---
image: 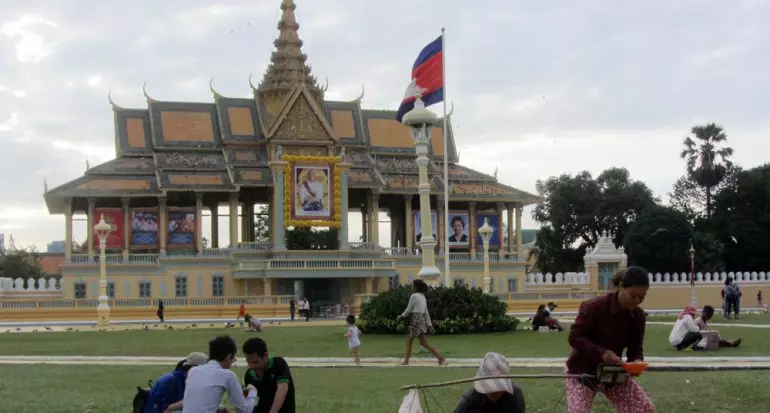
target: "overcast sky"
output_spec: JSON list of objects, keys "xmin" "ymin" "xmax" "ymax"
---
[{"xmin": 2, "ymin": 0, "xmax": 770, "ymax": 251}]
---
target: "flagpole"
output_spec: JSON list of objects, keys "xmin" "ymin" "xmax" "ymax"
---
[{"xmin": 441, "ymin": 27, "xmax": 450, "ymax": 287}]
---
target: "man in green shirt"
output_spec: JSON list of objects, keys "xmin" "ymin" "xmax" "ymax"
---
[{"xmin": 243, "ymin": 338, "xmax": 296, "ymax": 413}]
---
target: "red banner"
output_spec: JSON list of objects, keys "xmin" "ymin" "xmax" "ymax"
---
[{"xmin": 93, "ymin": 208, "xmax": 124, "ymax": 250}]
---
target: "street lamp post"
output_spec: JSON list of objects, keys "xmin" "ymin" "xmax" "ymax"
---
[
  {"xmin": 94, "ymin": 214, "xmax": 113, "ymax": 327},
  {"xmin": 689, "ymin": 240, "xmax": 697, "ymax": 307},
  {"xmin": 478, "ymin": 217, "xmax": 494, "ymax": 293},
  {"xmin": 401, "ymin": 96, "xmax": 441, "ymax": 280}
]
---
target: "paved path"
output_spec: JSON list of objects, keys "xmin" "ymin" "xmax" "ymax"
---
[{"xmin": 1, "ymin": 355, "xmax": 769, "ymax": 370}]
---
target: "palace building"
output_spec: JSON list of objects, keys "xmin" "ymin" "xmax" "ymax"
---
[{"xmin": 39, "ymin": 0, "xmax": 544, "ymax": 319}]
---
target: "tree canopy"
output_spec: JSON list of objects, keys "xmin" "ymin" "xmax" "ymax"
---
[
  {"xmin": 679, "ymin": 123, "xmax": 734, "ymax": 217},
  {"xmin": 0, "ymin": 248, "xmax": 45, "ymax": 279}
]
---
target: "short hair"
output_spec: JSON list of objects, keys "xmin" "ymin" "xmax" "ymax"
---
[
  {"xmin": 413, "ymin": 279, "xmax": 429, "ymax": 294},
  {"xmin": 242, "ymin": 337, "xmax": 268, "ymax": 357},
  {"xmin": 620, "ymin": 266, "xmax": 650, "ymax": 288},
  {"xmin": 208, "ymin": 335, "xmax": 237, "ymax": 362},
  {"xmin": 451, "ymin": 216, "xmax": 465, "ymax": 228},
  {"xmin": 702, "ymin": 305, "xmax": 714, "ymax": 317},
  {"xmin": 346, "ymin": 314, "xmax": 356, "ymax": 325}
]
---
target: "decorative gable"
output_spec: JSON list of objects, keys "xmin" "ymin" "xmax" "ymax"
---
[{"xmin": 267, "ymin": 88, "xmax": 336, "ymax": 143}]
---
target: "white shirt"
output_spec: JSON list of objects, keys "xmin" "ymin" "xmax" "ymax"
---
[
  {"xmin": 182, "ymin": 361, "xmax": 256, "ymax": 413},
  {"xmin": 347, "ymin": 325, "xmax": 361, "ymax": 348},
  {"xmin": 668, "ymin": 315, "xmax": 700, "ymax": 346},
  {"xmin": 400, "ymin": 293, "xmax": 433, "ymax": 326}
]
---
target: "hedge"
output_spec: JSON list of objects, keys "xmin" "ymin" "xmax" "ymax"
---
[{"xmin": 358, "ymin": 285, "xmax": 519, "ymax": 334}]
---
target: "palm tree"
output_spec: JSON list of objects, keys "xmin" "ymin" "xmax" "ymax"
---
[{"xmin": 680, "ymin": 123, "xmax": 733, "ymax": 217}]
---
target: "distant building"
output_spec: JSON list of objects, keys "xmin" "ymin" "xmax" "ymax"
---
[{"xmin": 47, "ymin": 240, "xmax": 66, "ymax": 253}]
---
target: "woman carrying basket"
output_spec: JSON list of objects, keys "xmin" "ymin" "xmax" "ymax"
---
[{"xmin": 396, "ymin": 279, "xmax": 446, "ymax": 366}]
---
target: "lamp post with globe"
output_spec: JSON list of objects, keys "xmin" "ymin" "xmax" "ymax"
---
[
  {"xmin": 401, "ymin": 96, "xmax": 441, "ymax": 281},
  {"xmin": 94, "ymin": 214, "xmax": 113, "ymax": 327},
  {"xmin": 478, "ymin": 217, "xmax": 494, "ymax": 293}
]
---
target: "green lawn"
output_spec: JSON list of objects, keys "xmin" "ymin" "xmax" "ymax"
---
[
  {"xmin": 647, "ymin": 312, "xmax": 770, "ymax": 325},
  {"xmin": 0, "ymin": 323, "xmax": 765, "ymax": 358},
  {"xmin": 0, "ymin": 364, "xmax": 766, "ymax": 412}
]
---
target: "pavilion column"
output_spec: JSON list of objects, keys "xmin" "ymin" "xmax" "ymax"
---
[
  {"xmin": 361, "ymin": 207, "xmax": 368, "ymax": 243},
  {"xmin": 195, "ymin": 193, "xmax": 203, "ymax": 251},
  {"xmin": 87, "ymin": 198, "xmax": 95, "ymax": 262},
  {"xmin": 506, "ymin": 204, "xmax": 515, "ymax": 255},
  {"xmin": 437, "ymin": 198, "xmax": 445, "ymax": 255},
  {"xmin": 263, "ymin": 278, "xmax": 272, "ymax": 296},
  {"xmin": 240, "ymin": 202, "xmax": 249, "ymax": 243},
  {"xmin": 228, "ymin": 193, "xmax": 238, "ymax": 247},
  {"xmin": 266, "ymin": 193, "xmax": 273, "ymax": 242},
  {"xmin": 269, "ymin": 159, "xmax": 288, "ymax": 251},
  {"xmin": 404, "ymin": 195, "xmax": 413, "ymax": 253},
  {"xmin": 469, "ymin": 202, "xmax": 477, "ymax": 255},
  {"xmin": 159, "ymin": 197, "xmax": 168, "ymax": 255},
  {"xmin": 515, "ymin": 205, "xmax": 523, "ymax": 258},
  {"xmin": 64, "ymin": 200, "xmax": 73, "ymax": 261},
  {"xmin": 122, "ymin": 198, "xmax": 131, "ymax": 260},
  {"xmin": 496, "ymin": 202, "xmax": 505, "ymax": 252},
  {"xmin": 368, "ymin": 191, "xmax": 380, "ymax": 246},
  {"xmin": 210, "ymin": 203, "xmax": 219, "ymax": 248},
  {"xmin": 338, "ymin": 160, "xmax": 351, "ymax": 250}
]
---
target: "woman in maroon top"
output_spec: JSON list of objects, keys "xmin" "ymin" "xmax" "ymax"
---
[{"xmin": 565, "ymin": 266, "xmax": 654, "ymax": 413}]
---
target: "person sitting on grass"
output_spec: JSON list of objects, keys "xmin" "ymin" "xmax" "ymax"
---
[
  {"xmin": 454, "ymin": 352, "xmax": 526, "ymax": 413},
  {"xmin": 143, "ymin": 352, "xmax": 207, "ymax": 413},
  {"xmin": 565, "ymin": 266, "xmax": 655, "ymax": 413},
  {"xmin": 694, "ymin": 305, "xmax": 742, "ymax": 349},
  {"xmin": 244, "ymin": 314, "xmax": 263, "ymax": 332},
  {"xmin": 182, "ymin": 335, "xmax": 257, "ymax": 413},
  {"xmin": 532, "ymin": 304, "xmax": 562, "ymax": 332},
  {"xmin": 668, "ymin": 305, "xmax": 703, "ymax": 351},
  {"xmin": 243, "ymin": 337, "xmax": 296, "ymax": 413}
]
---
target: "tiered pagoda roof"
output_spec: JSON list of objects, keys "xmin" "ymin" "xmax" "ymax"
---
[{"xmin": 44, "ymin": 0, "xmax": 541, "ymax": 214}]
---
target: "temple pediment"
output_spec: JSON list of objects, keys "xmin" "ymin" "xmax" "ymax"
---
[{"xmin": 266, "ymin": 87, "xmax": 336, "ymax": 143}]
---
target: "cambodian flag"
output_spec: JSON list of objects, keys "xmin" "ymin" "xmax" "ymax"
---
[{"xmin": 396, "ymin": 36, "xmax": 444, "ymax": 122}]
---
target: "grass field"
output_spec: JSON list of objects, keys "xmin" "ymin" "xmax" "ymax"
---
[
  {"xmin": 646, "ymin": 312, "xmax": 770, "ymax": 325},
  {"xmin": 0, "ymin": 322, "xmax": 765, "ymax": 358},
  {"xmin": 0, "ymin": 364, "xmax": 767, "ymax": 413}
]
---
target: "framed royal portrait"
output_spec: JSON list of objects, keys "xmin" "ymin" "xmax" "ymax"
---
[
  {"xmin": 284, "ymin": 155, "xmax": 342, "ymax": 228},
  {"xmin": 475, "ymin": 213, "xmax": 501, "ymax": 247},
  {"xmin": 413, "ymin": 211, "xmax": 438, "ymax": 244},
  {"xmin": 447, "ymin": 212, "xmax": 470, "ymax": 247},
  {"xmin": 293, "ymin": 165, "xmax": 332, "ymax": 219}
]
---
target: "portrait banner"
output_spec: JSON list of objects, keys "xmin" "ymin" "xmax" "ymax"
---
[
  {"xmin": 130, "ymin": 208, "xmax": 159, "ymax": 249},
  {"xmin": 475, "ymin": 213, "xmax": 501, "ymax": 247},
  {"xmin": 284, "ymin": 155, "xmax": 342, "ymax": 228},
  {"xmin": 167, "ymin": 208, "xmax": 196, "ymax": 248},
  {"xmin": 413, "ymin": 211, "xmax": 438, "ymax": 244},
  {"xmin": 92, "ymin": 208, "xmax": 124, "ymax": 250},
  {"xmin": 447, "ymin": 211, "xmax": 470, "ymax": 247}
]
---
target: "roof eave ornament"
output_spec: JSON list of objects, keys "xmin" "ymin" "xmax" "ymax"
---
[
  {"xmin": 142, "ymin": 81, "xmax": 157, "ymax": 103},
  {"xmin": 322, "ymin": 77, "xmax": 329, "ymax": 93},
  {"xmin": 43, "ymin": 177, "xmax": 48, "ymax": 193},
  {"xmin": 350, "ymin": 84, "xmax": 365, "ymax": 104},
  {"xmin": 209, "ymin": 77, "xmax": 224, "ymax": 100},
  {"xmin": 446, "ymin": 101, "xmax": 455, "ymax": 118},
  {"xmin": 107, "ymin": 89, "xmax": 125, "ymax": 111},
  {"xmin": 248, "ymin": 72, "xmax": 258, "ymax": 92}
]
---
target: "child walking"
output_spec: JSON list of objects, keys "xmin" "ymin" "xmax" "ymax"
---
[{"xmin": 345, "ymin": 315, "xmax": 361, "ymax": 365}]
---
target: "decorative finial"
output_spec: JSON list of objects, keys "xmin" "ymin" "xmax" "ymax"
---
[
  {"xmin": 85, "ymin": 158, "xmax": 90, "ymax": 171},
  {"xmin": 339, "ymin": 146, "xmax": 346, "ymax": 159},
  {"xmin": 322, "ymin": 77, "xmax": 329, "ymax": 92},
  {"xmin": 107, "ymin": 89, "xmax": 124, "ymax": 110},
  {"xmin": 209, "ymin": 77, "xmax": 223, "ymax": 99},
  {"xmin": 351, "ymin": 84, "xmax": 365, "ymax": 104},
  {"xmin": 142, "ymin": 82, "xmax": 157, "ymax": 102},
  {"xmin": 493, "ymin": 167, "xmax": 498, "ymax": 181},
  {"xmin": 447, "ymin": 101, "xmax": 455, "ymax": 118},
  {"xmin": 248, "ymin": 73, "xmax": 257, "ymax": 91},
  {"xmin": 276, "ymin": 145, "xmax": 283, "ymax": 160},
  {"xmin": 43, "ymin": 177, "xmax": 48, "ymax": 192}
]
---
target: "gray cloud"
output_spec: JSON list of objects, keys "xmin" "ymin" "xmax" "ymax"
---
[{"xmin": 1, "ymin": 0, "xmax": 769, "ymax": 248}]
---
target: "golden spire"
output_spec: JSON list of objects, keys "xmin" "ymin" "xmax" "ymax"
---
[{"xmin": 259, "ymin": 0, "xmax": 322, "ymax": 101}]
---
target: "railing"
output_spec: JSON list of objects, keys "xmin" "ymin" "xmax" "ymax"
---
[
  {"xmin": 0, "ymin": 277, "xmax": 61, "ymax": 293},
  {"xmin": 526, "ymin": 272, "xmax": 590, "ymax": 286},
  {"xmin": 348, "ymin": 242, "xmax": 377, "ymax": 251},
  {"xmin": 493, "ymin": 290, "xmax": 603, "ymax": 302},
  {"xmin": 383, "ymin": 247, "xmax": 409, "ymax": 256},
  {"xmin": 235, "ymin": 242, "xmax": 271, "ymax": 252},
  {"xmin": 268, "ymin": 260, "xmax": 395, "ymax": 270},
  {"xmin": 650, "ymin": 271, "xmax": 770, "ymax": 284},
  {"xmin": 0, "ymin": 295, "xmax": 295, "ymax": 310}
]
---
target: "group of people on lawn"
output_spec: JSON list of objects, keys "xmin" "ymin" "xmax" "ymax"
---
[{"xmin": 143, "ymin": 265, "xmax": 756, "ymax": 413}]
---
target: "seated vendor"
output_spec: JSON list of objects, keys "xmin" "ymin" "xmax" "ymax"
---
[
  {"xmin": 668, "ymin": 305, "xmax": 703, "ymax": 350},
  {"xmin": 532, "ymin": 305, "xmax": 562, "ymax": 332},
  {"xmin": 454, "ymin": 352, "xmax": 526, "ymax": 413},
  {"xmin": 694, "ymin": 305, "xmax": 742, "ymax": 349}
]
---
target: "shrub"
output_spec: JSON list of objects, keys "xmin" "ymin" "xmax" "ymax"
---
[{"xmin": 358, "ymin": 285, "xmax": 519, "ymax": 334}]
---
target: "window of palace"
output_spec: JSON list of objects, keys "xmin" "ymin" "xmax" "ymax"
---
[
  {"xmin": 107, "ymin": 282, "xmax": 115, "ymax": 299},
  {"xmin": 74, "ymin": 282, "xmax": 86, "ymax": 299},
  {"xmin": 139, "ymin": 281, "xmax": 151, "ymax": 298},
  {"xmin": 212, "ymin": 275, "xmax": 224, "ymax": 297},
  {"xmin": 507, "ymin": 277, "xmax": 518, "ymax": 292},
  {"xmin": 175, "ymin": 276, "xmax": 188, "ymax": 298}
]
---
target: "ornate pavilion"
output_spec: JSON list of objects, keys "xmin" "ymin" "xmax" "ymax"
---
[{"xmin": 42, "ymin": 0, "xmax": 541, "ymax": 315}]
